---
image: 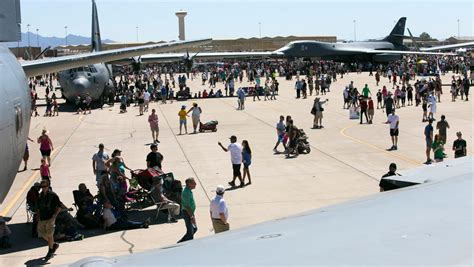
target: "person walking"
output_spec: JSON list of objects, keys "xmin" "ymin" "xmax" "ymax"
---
[
  {"xmin": 210, "ymin": 185, "xmax": 229, "ymax": 234},
  {"xmin": 452, "ymin": 131, "xmax": 467, "ymax": 158},
  {"xmin": 273, "ymin": 115, "xmax": 287, "ymax": 153},
  {"xmin": 436, "ymin": 115, "xmax": 450, "ymax": 144},
  {"xmin": 37, "ymin": 179, "xmax": 61, "ymax": 260},
  {"xmin": 37, "ymin": 129, "xmax": 53, "ymax": 166},
  {"xmin": 92, "ymin": 143, "xmax": 110, "ymax": 187},
  {"xmin": 424, "ymin": 119, "xmax": 434, "ymax": 164},
  {"xmin": 236, "ymin": 87, "xmax": 246, "ymax": 110},
  {"xmin": 148, "ymin": 109, "xmax": 160, "ymax": 143},
  {"xmin": 178, "ymin": 105, "xmax": 188, "ymax": 135},
  {"xmin": 242, "ymin": 140, "xmax": 252, "ymax": 185},
  {"xmin": 386, "ymin": 110, "xmax": 399, "ymax": 151},
  {"xmin": 218, "ymin": 136, "xmax": 244, "ymax": 188},
  {"xmin": 187, "ymin": 103, "xmax": 202, "ymax": 134},
  {"xmin": 367, "ymin": 97, "xmax": 375, "ymax": 124},
  {"xmin": 178, "ymin": 178, "xmax": 197, "ymax": 243}
]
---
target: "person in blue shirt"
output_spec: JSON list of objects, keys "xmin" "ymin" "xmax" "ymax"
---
[{"xmin": 242, "ymin": 140, "xmax": 252, "ymax": 185}]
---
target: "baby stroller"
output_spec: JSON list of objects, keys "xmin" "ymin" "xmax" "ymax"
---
[
  {"xmin": 287, "ymin": 129, "xmax": 311, "ymax": 156},
  {"xmin": 296, "ymin": 129, "xmax": 311, "ymax": 154},
  {"xmin": 127, "ymin": 168, "xmax": 163, "ymax": 209},
  {"xmin": 199, "ymin": 120, "xmax": 218, "ymax": 132}
]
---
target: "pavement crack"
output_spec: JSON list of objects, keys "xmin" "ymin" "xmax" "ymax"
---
[{"xmin": 120, "ymin": 230, "xmax": 135, "ymax": 254}]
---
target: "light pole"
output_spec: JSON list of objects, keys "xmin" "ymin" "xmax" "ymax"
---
[
  {"xmin": 353, "ymin": 20, "xmax": 356, "ymax": 42},
  {"xmin": 36, "ymin": 28, "xmax": 39, "ymax": 47},
  {"xmin": 136, "ymin": 26, "xmax": 139, "ymax": 42},
  {"xmin": 27, "ymin": 24, "xmax": 31, "ymax": 59},
  {"xmin": 64, "ymin": 26, "xmax": 68, "ymax": 45},
  {"xmin": 457, "ymin": 19, "xmax": 460, "ymax": 38}
]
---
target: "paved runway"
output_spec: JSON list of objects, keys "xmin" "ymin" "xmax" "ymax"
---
[{"xmin": 0, "ymin": 71, "xmax": 472, "ymax": 265}]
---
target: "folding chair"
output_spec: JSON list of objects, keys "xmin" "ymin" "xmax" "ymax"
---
[{"xmin": 148, "ymin": 187, "xmax": 173, "ymax": 222}]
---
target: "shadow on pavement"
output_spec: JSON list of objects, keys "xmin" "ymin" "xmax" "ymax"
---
[{"xmin": 1, "ymin": 208, "xmax": 174, "ymax": 257}]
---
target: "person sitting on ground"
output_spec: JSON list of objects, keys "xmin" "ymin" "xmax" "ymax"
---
[
  {"xmin": 0, "ymin": 217, "xmax": 12, "ymax": 249},
  {"xmin": 54, "ymin": 205, "xmax": 84, "ymax": 242},
  {"xmin": 26, "ymin": 182, "xmax": 41, "ymax": 237},
  {"xmin": 76, "ymin": 201, "xmax": 101, "ymax": 229},
  {"xmin": 103, "ymin": 202, "xmax": 149, "ymax": 231}
]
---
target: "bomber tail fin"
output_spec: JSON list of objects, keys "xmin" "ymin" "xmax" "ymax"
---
[
  {"xmin": 0, "ymin": 0, "xmax": 21, "ymax": 42},
  {"xmin": 384, "ymin": 17, "xmax": 406, "ymax": 47},
  {"xmin": 91, "ymin": 0, "xmax": 102, "ymax": 52}
]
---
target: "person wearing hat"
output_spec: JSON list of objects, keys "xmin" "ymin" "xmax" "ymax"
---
[
  {"xmin": 178, "ymin": 105, "xmax": 188, "ymax": 135},
  {"xmin": 312, "ymin": 97, "xmax": 328, "ymax": 129},
  {"xmin": 210, "ymin": 185, "xmax": 229, "ymax": 234},
  {"xmin": 92, "ymin": 143, "xmax": 110, "ymax": 187},
  {"xmin": 37, "ymin": 179, "xmax": 62, "ymax": 259},
  {"xmin": 452, "ymin": 132, "xmax": 467, "ymax": 158},
  {"xmin": 218, "ymin": 136, "xmax": 244, "ymax": 187}
]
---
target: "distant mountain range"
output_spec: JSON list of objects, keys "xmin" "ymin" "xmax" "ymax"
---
[{"xmin": 5, "ymin": 32, "xmax": 115, "ymax": 49}]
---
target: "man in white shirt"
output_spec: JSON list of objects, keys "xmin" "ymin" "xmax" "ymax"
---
[
  {"xmin": 92, "ymin": 143, "xmax": 110, "ymax": 187},
  {"xmin": 218, "ymin": 135, "xmax": 244, "ymax": 187},
  {"xmin": 427, "ymin": 94, "xmax": 437, "ymax": 120},
  {"xmin": 386, "ymin": 110, "xmax": 400, "ymax": 151},
  {"xmin": 143, "ymin": 91, "xmax": 150, "ymax": 112},
  {"xmin": 209, "ymin": 185, "xmax": 229, "ymax": 234}
]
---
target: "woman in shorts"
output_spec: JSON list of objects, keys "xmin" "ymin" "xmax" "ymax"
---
[
  {"xmin": 242, "ymin": 140, "xmax": 252, "ymax": 185},
  {"xmin": 37, "ymin": 129, "xmax": 53, "ymax": 166}
]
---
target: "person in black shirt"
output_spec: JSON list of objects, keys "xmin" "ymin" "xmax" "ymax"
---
[
  {"xmin": 37, "ymin": 179, "xmax": 62, "ymax": 260},
  {"xmin": 379, "ymin": 163, "xmax": 399, "ymax": 192},
  {"xmin": 146, "ymin": 144, "xmax": 164, "ymax": 170},
  {"xmin": 452, "ymin": 132, "xmax": 467, "ymax": 158}
]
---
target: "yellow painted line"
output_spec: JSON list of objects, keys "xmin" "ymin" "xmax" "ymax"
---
[
  {"xmin": 340, "ymin": 125, "xmax": 421, "ymax": 166},
  {"xmin": 0, "ymin": 145, "xmax": 62, "ymax": 216}
]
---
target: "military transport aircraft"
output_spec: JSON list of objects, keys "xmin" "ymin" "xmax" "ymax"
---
[
  {"xmin": 273, "ymin": 17, "xmax": 454, "ymax": 62},
  {"xmin": 0, "ymin": 0, "xmax": 209, "ymax": 204}
]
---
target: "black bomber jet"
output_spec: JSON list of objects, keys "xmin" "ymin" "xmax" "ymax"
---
[{"xmin": 273, "ymin": 17, "xmax": 451, "ymax": 62}]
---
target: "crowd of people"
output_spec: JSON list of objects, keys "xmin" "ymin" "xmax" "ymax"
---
[{"xmin": 8, "ymin": 54, "xmax": 470, "ymax": 262}]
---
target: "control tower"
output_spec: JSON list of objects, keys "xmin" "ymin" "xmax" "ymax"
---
[{"xmin": 175, "ymin": 10, "xmax": 187, "ymax": 41}]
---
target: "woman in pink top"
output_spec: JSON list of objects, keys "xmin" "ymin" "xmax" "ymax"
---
[
  {"xmin": 40, "ymin": 159, "xmax": 51, "ymax": 180},
  {"xmin": 37, "ymin": 129, "xmax": 53, "ymax": 166}
]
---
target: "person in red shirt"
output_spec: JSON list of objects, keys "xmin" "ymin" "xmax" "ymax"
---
[
  {"xmin": 368, "ymin": 97, "xmax": 375, "ymax": 124},
  {"xmin": 359, "ymin": 97, "xmax": 369, "ymax": 124}
]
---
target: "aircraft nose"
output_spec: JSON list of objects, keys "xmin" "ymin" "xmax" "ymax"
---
[{"xmin": 72, "ymin": 77, "xmax": 92, "ymax": 93}]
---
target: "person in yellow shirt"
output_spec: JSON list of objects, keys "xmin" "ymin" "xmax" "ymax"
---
[{"xmin": 178, "ymin": 105, "xmax": 188, "ymax": 135}]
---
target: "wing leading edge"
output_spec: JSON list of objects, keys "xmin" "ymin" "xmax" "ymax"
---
[{"xmin": 20, "ymin": 38, "xmax": 212, "ymax": 77}]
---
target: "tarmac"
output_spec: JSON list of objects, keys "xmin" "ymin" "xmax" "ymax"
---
[{"xmin": 0, "ymin": 71, "xmax": 472, "ymax": 266}]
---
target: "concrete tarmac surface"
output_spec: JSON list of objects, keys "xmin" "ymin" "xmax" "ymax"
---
[{"xmin": 0, "ymin": 71, "xmax": 472, "ymax": 265}]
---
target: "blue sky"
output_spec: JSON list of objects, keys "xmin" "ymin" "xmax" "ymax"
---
[{"xmin": 21, "ymin": 0, "xmax": 473, "ymax": 43}]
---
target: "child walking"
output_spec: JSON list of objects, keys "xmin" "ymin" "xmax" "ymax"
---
[{"xmin": 242, "ymin": 140, "xmax": 252, "ymax": 185}]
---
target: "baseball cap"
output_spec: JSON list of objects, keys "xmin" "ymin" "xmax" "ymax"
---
[
  {"xmin": 216, "ymin": 185, "xmax": 225, "ymax": 194},
  {"xmin": 229, "ymin": 135, "xmax": 237, "ymax": 140},
  {"xmin": 113, "ymin": 149, "xmax": 122, "ymax": 154}
]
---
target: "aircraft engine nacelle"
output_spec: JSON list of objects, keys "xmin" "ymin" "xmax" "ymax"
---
[{"xmin": 372, "ymin": 53, "xmax": 401, "ymax": 63}]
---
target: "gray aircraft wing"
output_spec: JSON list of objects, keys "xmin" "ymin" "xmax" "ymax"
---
[
  {"xmin": 20, "ymin": 38, "xmax": 211, "ymax": 77},
  {"xmin": 68, "ymin": 156, "xmax": 473, "ymax": 266},
  {"xmin": 111, "ymin": 51, "xmax": 276, "ymax": 65},
  {"xmin": 420, "ymin": 41, "xmax": 474, "ymax": 52},
  {"xmin": 329, "ymin": 47, "xmax": 456, "ymax": 56}
]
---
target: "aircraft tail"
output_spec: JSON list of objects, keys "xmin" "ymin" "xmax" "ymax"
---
[
  {"xmin": 384, "ymin": 17, "xmax": 406, "ymax": 47},
  {"xmin": 0, "ymin": 0, "xmax": 21, "ymax": 42},
  {"xmin": 91, "ymin": 0, "xmax": 102, "ymax": 52}
]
